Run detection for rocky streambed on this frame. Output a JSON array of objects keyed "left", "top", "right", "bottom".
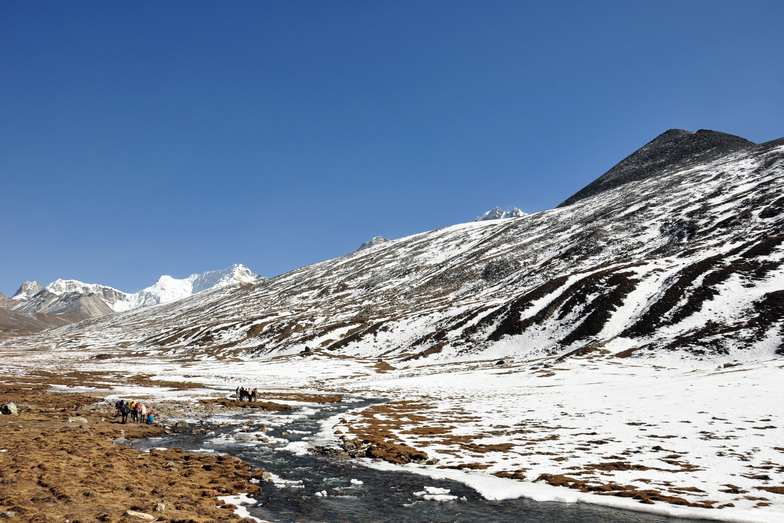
[
  {"left": 121, "top": 392, "right": 695, "bottom": 523},
  {"left": 1, "top": 383, "right": 697, "bottom": 523}
]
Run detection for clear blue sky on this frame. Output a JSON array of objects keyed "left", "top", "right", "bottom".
[{"left": 2, "top": 1, "right": 783, "bottom": 295}]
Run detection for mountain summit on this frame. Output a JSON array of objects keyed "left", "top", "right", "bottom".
[
  {"left": 559, "top": 129, "right": 755, "bottom": 207},
  {"left": 357, "top": 237, "right": 390, "bottom": 251},
  {"left": 11, "top": 281, "right": 43, "bottom": 301},
  {"left": 475, "top": 207, "right": 527, "bottom": 221}
]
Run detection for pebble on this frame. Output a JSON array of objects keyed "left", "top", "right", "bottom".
[{"left": 126, "top": 510, "right": 155, "bottom": 521}]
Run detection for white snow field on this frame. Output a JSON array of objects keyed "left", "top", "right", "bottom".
[{"left": 1, "top": 345, "right": 782, "bottom": 523}]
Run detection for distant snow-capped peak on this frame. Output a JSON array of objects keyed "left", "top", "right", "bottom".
[
  {"left": 475, "top": 207, "right": 527, "bottom": 222},
  {"left": 358, "top": 237, "right": 390, "bottom": 251},
  {"left": 115, "top": 264, "right": 260, "bottom": 311},
  {"left": 11, "top": 281, "right": 43, "bottom": 301},
  {"left": 190, "top": 263, "right": 258, "bottom": 293},
  {"left": 45, "top": 279, "right": 124, "bottom": 298}
]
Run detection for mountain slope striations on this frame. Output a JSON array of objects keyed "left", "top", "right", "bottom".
[{"left": 4, "top": 130, "right": 783, "bottom": 366}]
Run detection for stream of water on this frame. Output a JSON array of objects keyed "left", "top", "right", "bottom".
[{"left": 125, "top": 396, "right": 694, "bottom": 523}]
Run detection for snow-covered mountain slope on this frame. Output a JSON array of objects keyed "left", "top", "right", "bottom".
[
  {"left": 44, "top": 279, "right": 128, "bottom": 308},
  {"left": 2, "top": 280, "right": 117, "bottom": 327},
  {"left": 2, "top": 264, "right": 261, "bottom": 328},
  {"left": 10, "top": 130, "right": 782, "bottom": 366}
]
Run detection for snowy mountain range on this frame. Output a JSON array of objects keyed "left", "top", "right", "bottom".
[
  {"left": 114, "top": 263, "right": 260, "bottom": 311},
  {"left": 4, "top": 128, "right": 780, "bottom": 365},
  {"left": 3, "top": 127, "right": 784, "bottom": 521},
  {"left": 1, "top": 264, "right": 260, "bottom": 329}
]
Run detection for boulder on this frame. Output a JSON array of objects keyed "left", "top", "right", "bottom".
[
  {"left": 1, "top": 403, "right": 17, "bottom": 416},
  {"left": 172, "top": 420, "right": 190, "bottom": 431}
]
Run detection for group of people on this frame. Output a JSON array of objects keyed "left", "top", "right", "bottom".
[
  {"left": 236, "top": 386, "right": 258, "bottom": 402},
  {"left": 115, "top": 399, "right": 154, "bottom": 424}
]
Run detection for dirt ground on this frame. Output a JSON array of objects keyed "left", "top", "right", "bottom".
[{"left": 0, "top": 383, "right": 263, "bottom": 523}]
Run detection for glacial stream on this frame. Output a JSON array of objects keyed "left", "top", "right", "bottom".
[{"left": 125, "top": 395, "right": 693, "bottom": 523}]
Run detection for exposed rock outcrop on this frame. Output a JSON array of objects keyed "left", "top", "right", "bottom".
[{"left": 559, "top": 129, "right": 755, "bottom": 207}]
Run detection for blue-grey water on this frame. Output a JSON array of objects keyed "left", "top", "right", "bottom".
[{"left": 125, "top": 397, "right": 693, "bottom": 523}]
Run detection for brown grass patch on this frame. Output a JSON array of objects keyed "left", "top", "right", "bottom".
[
  {"left": 494, "top": 470, "right": 527, "bottom": 481},
  {"left": 0, "top": 386, "right": 260, "bottom": 522},
  {"left": 373, "top": 361, "right": 396, "bottom": 373},
  {"left": 6, "top": 370, "right": 205, "bottom": 391},
  {"left": 404, "top": 426, "right": 456, "bottom": 436},
  {"left": 464, "top": 443, "right": 515, "bottom": 453},
  {"left": 255, "top": 392, "right": 342, "bottom": 404},
  {"left": 200, "top": 398, "right": 293, "bottom": 411},
  {"left": 757, "top": 486, "right": 784, "bottom": 495},
  {"left": 534, "top": 474, "right": 716, "bottom": 507}
]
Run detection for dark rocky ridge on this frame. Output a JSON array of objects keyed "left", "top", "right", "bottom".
[
  {"left": 558, "top": 129, "right": 755, "bottom": 207},
  {"left": 12, "top": 289, "right": 115, "bottom": 317}
]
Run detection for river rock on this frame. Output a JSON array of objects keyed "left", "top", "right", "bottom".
[
  {"left": 1, "top": 403, "right": 17, "bottom": 416},
  {"left": 251, "top": 469, "right": 273, "bottom": 482},
  {"left": 310, "top": 445, "right": 350, "bottom": 459},
  {"left": 172, "top": 420, "right": 190, "bottom": 431}
]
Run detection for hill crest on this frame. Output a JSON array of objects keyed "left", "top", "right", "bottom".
[
  {"left": 558, "top": 129, "right": 755, "bottom": 207},
  {"left": 4, "top": 128, "right": 780, "bottom": 367}
]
